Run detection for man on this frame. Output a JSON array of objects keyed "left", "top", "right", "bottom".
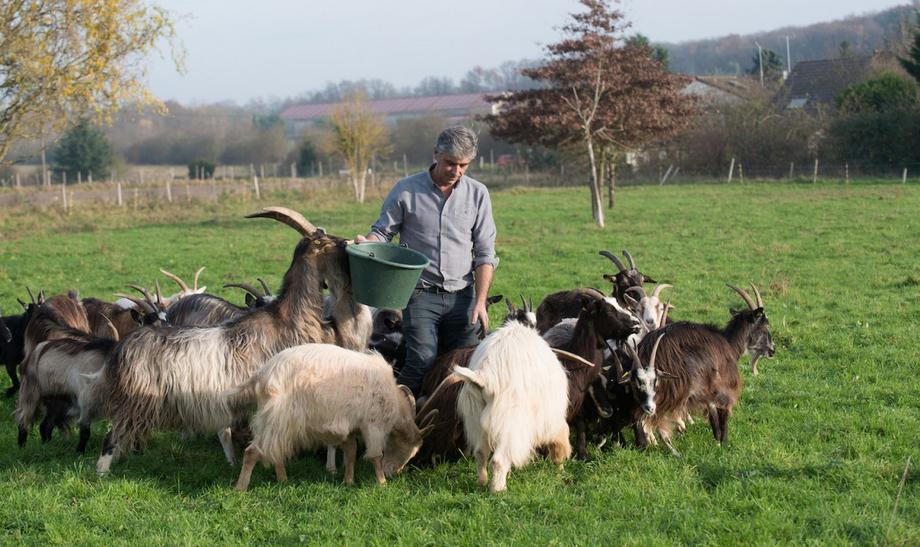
[{"left": 355, "top": 126, "right": 498, "bottom": 395}]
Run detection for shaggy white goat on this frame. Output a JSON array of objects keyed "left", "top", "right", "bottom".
[
  {"left": 229, "top": 344, "right": 435, "bottom": 490},
  {"left": 455, "top": 322, "right": 571, "bottom": 493}
]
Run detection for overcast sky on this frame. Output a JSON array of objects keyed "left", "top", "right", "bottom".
[{"left": 145, "top": 0, "right": 913, "bottom": 104}]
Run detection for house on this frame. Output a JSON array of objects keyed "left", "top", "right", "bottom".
[
  {"left": 280, "top": 93, "right": 496, "bottom": 137},
  {"left": 775, "top": 54, "right": 896, "bottom": 114},
  {"left": 681, "top": 75, "right": 763, "bottom": 106}
]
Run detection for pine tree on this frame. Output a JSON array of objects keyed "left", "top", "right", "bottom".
[{"left": 54, "top": 119, "right": 113, "bottom": 181}]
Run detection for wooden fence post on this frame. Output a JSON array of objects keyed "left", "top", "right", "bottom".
[
  {"left": 117, "top": 182, "right": 123, "bottom": 207},
  {"left": 813, "top": 158, "right": 819, "bottom": 184},
  {"left": 402, "top": 154, "right": 408, "bottom": 177},
  {"left": 903, "top": 168, "right": 908, "bottom": 184},
  {"left": 15, "top": 173, "right": 20, "bottom": 188},
  {"left": 789, "top": 162, "right": 794, "bottom": 179},
  {"left": 727, "top": 157, "right": 735, "bottom": 183},
  {"left": 253, "top": 176, "right": 261, "bottom": 200},
  {"left": 166, "top": 179, "right": 173, "bottom": 202},
  {"left": 739, "top": 163, "right": 744, "bottom": 184},
  {"left": 61, "top": 181, "right": 68, "bottom": 212},
  {"left": 845, "top": 162, "right": 849, "bottom": 184}
]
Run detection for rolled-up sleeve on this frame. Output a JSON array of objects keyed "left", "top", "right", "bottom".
[
  {"left": 471, "top": 190, "right": 499, "bottom": 270},
  {"left": 369, "top": 184, "right": 404, "bottom": 242}
]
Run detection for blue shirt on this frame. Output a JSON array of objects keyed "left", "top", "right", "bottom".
[{"left": 370, "top": 168, "right": 498, "bottom": 291}]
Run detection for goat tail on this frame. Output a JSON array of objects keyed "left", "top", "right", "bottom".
[
  {"left": 221, "top": 375, "right": 259, "bottom": 413},
  {"left": 15, "top": 343, "right": 48, "bottom": 433}
]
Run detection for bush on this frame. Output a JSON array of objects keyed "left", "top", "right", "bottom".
[
  {"left": 188, "top": 158, "right": 216, "bottom": 180},
  {"left": 54, "top": 118, "right": 114, "bottom": 180}
]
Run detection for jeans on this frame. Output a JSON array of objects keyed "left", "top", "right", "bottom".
[{"left": 397, "top": 285, "right": 481, "bottom": 396}]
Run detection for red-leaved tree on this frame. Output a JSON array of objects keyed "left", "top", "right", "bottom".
[{"left": 483, "top": 0, "right": 695, "bottom": 227}]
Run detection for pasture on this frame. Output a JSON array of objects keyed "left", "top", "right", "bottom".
[{"left": 0, "top": 181, "right": 917, "bottom": 544}]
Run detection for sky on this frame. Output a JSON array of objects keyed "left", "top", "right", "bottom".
[{"left": 145, "top": 0, "right": 913, "bottom": 104}]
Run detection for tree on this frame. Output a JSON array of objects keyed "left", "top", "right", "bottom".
[
  {"left": 900, "top": 12, "right": 920, "bottom": 85},
  {"left": 626, "top": 34, "right": 670, "bottom": 70},
  {"left": 837, "top": 72, "right": 918, "bottom": 114},
  {"left": 328, "top": 92, "right": 391, "bottom": 203},
  {"left": 54, "top": 118, "right": 113, "bottom": 180},
  {"left": 0, "top": 0, "right": 179, "bottom": 164},
  {"left": 747, "top": 47, "right": 784, "bottom": 83},
  {"left": 483, "top": 0, "right": 694, "bottom": 227}
]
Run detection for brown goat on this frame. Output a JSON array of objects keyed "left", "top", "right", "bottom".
[
  {"left": 635, "top": 284, "right": 771, "bottom": 456},
  {"left": 21, "top": 292, "right": 91, "bottom": 375}
]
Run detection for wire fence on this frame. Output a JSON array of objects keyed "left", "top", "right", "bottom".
[{"left": 1, "top": 158, "right": 918, "bottom": 212}]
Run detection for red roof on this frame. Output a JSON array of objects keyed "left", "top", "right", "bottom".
[{"left": 281, "top": 93, "right": 490, "bottom": 120}]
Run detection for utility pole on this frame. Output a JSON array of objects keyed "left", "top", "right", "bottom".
[
  {"left": 754, "top": 41, "right": 764, "bottom": 88},
  {"left": 786, "top": 35, "right": 792, "bottom": 74}
]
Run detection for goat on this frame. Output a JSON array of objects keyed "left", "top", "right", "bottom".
[
  {"left": 455, "top": 322, "right": 572, "bottom": 493},
  {"left": 504, "top": 295, "right": 536, "bottom": 329},
  {"left": 21, "top": 292, "right": 91, "bottom": 376},
  {"left": 634, "top": 284, "right": 771, "bottom": 456},
  {"left": 16, "top": 323, "right": 118, "bottom": 451},
  {"left": 228, "top": 344, "right": 436, "bottom": 490},
  {"left": 599, "top": 249, "right": 657, "bottom": 307},
  {"left": 159, "top": 267, "right": 208, "bottom": 305},
  {"left": 624, "top": 284, "right": 673, "bottom": 333},
  {"left": 368, "top": 308, "right": 405, "bottom": 370},
  {"left": 544, "top": 298, "right": 641, "bottom": 459},
  {"left": 0, "top": 308, "right": 10, "bottom": 344},
  {"left": 95, "top": 207, "right": 371, "bottom": 475},
  {"left": 165, "top": 279, "right": 276, "bottom": 328}
]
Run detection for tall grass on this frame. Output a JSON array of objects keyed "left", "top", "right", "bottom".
[{"left": 0, "top": 181, "right": 917, "bottom": 544}]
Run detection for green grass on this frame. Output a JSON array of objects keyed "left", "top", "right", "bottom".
[{"left": 1, "top": 181, "right": 918, "bottom": 544}]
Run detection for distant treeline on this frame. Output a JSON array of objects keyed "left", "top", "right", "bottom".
[{"left": 662, "top": 4, "right": 916, "bottom": 75}]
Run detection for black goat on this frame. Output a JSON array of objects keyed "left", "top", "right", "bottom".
[{"left": 635, "top": 284, "right": 771, "bottom": 456}]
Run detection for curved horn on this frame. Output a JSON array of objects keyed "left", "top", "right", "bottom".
[
  {"left": 520, "top": 294, "right": 530, "bottom": 313},
  {"left": 224, "top": 283, "right": 262, "bottom": 298},
  {"left": 159, "top": 269, "right": 189, "bottom": 292},
  {"left": 551, "top": 348, "right": 596, "bottom": 369},
  {"left": 397, "top": 384, "right": 416, "bottom": 411},
  {"left": 155, "top": 280, "right": 163, "bottom": 308},
  {"left": 609, "top": 350, "right": 627, "bottom": 384},
  {"left": 257, "top": 278, "right": 273, "bottom": 296},
  {"left": 193, "top": 267, "right": 205, "bottom": 291},
  {"left": 26, "top": 287, "right": 37, "bottom": 305},
  {"left": 505, "top": 299, "right": 515, "bottom": 313},
  {"left": 625, "top": 286, "right": 648, "bottom": 299},
  {"left": 623, "top": 249, "right": 637, "bottom": 270},
  {"left": 127, "top": 284, "right": 154, "bottom": 305},
  {"left": 660, "top": 298, "right": 672, "bottom": 325},
  {"left": 416, "top": 374, "right": 460, "bottom": 419},
  {"left": 649, "top": 332, "right": 665, "bottom": 372},
  {"left": 599, "top": 250, "right": 628, "bottom": 273},
  {"left": 750, "top": 282, "right": 764, "bottom": 309},
  {"left": 651, "top": 284, "right": 672, "bottom": 299},
  {"left": 246, "top": 206, "right": 317, "bottom": 237},
  {"left": 727, "top": 284, "right": 756, "bottom": 311},
  {"left": 38, "top": 289, "right": 45, "bottom": 303},
  {"left": 113, "top": 293, "right": 155, "bottom": 314},
  {"left": 101, "top": 314, "right": 119, "bottom": 342}
]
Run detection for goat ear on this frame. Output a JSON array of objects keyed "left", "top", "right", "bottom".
[
  {"left": 603, "top": 274, "right": 616, "bottom": 283},
  {"left": 397, "top": 385, "right": 416, "bottom": 409},
  {"left": 624, "top": 293, "right": 639, "bottom": 309},
  {"left": 453, "top": 367, "right": 485, "bottom": 391},
  {"left": 487, "top": 294, "right": 503, "bottom": 306},
  {"left": 753, "top": 307, "right": 765, "bottom": 319},
  {"left": 643, "top": 275, "right": 657, "bottom": 284},
  {"left": 17, "top": 298, "right": 27, "bottom": 311},
  {"left": 130, "top": 309, "right": 143, "bottom": 324},
  {"left": 244, "top": 293, "right": 256, "bottom": 307}
]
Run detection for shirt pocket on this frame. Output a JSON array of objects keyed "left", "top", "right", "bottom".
[{"left": 445, "top": 208, "right": 476, "bottom": 235}]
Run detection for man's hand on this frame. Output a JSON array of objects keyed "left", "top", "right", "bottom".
[
  {"left": 470, "top": 301, "right": 490, "bottom": 334},
  {"left": 355, "top": 234, "right": 378, "bottom": 243}
]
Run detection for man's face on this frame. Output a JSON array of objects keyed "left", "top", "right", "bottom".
[{"left": 431, "top": 152, "right": 473, "bottom": 187}]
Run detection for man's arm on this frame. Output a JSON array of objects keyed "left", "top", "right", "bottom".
[{"left": 470, "top": 263, "right": 495, "bottom": 331}]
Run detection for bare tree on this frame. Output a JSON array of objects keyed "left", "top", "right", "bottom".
[
  {"left": 329, "top": 92, "right": 391, "bottom": 203},
  {"left": 483, "top": 0, "right": 694, "bottom": 227}
]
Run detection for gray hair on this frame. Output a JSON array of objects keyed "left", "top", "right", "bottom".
[{"left": 434, "top": 126, "right": 478, "bottom": 160}]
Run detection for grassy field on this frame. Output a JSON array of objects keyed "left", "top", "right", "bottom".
[{"left": 0, "top": 180, "right": 918, "bottom": 544}]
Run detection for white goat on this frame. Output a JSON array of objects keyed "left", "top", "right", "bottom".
[
  {"left": 229, "top": 344, "right": 435, "bottom": 490},
  {"left": 455, "top": 322, "right": 571, "bottom": 493},
  {"left": 624, "top": 284, "right": 673, "bottom": 333}
]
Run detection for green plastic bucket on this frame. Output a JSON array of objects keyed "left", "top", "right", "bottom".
[{"left": 346, "top": 242, "right": 429, "bottom": 309}]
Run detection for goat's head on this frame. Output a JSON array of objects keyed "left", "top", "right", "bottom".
[
  {"left": 728, "top": 283, "right": 775, "bottom": 374},
  {"left": 615, "top": 332, "right": 666, "bottom": 416},
  {"left": 383, "top": 385, "right": 437, "bottom": 477},
  {"left": 588, "top": 298, "right": 640, "bottom": 342},
  {"left": 247, "top": 206, "right": 350, "bottom": 294},
  {"left": 503, "top": 294, "right": 536, "bottom": 329},
  {"left": 369, "top": 308, "right": 404, "bottom": 360},
  {"left": 600, "top": 249, "right": 656, "bottom": 301},
  {"left": 117, "top": 282, "right": 170, "bottom": 327},
  {"left": 225, "top": 278, "right": 276, "bottom": 308},
  {"left": 624, "top": 284, "right": 673, "bottom": 332}
]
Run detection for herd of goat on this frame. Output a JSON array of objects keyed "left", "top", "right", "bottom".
[{"left": 0, "top": 206, "right": 775, "bottom": 493}]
